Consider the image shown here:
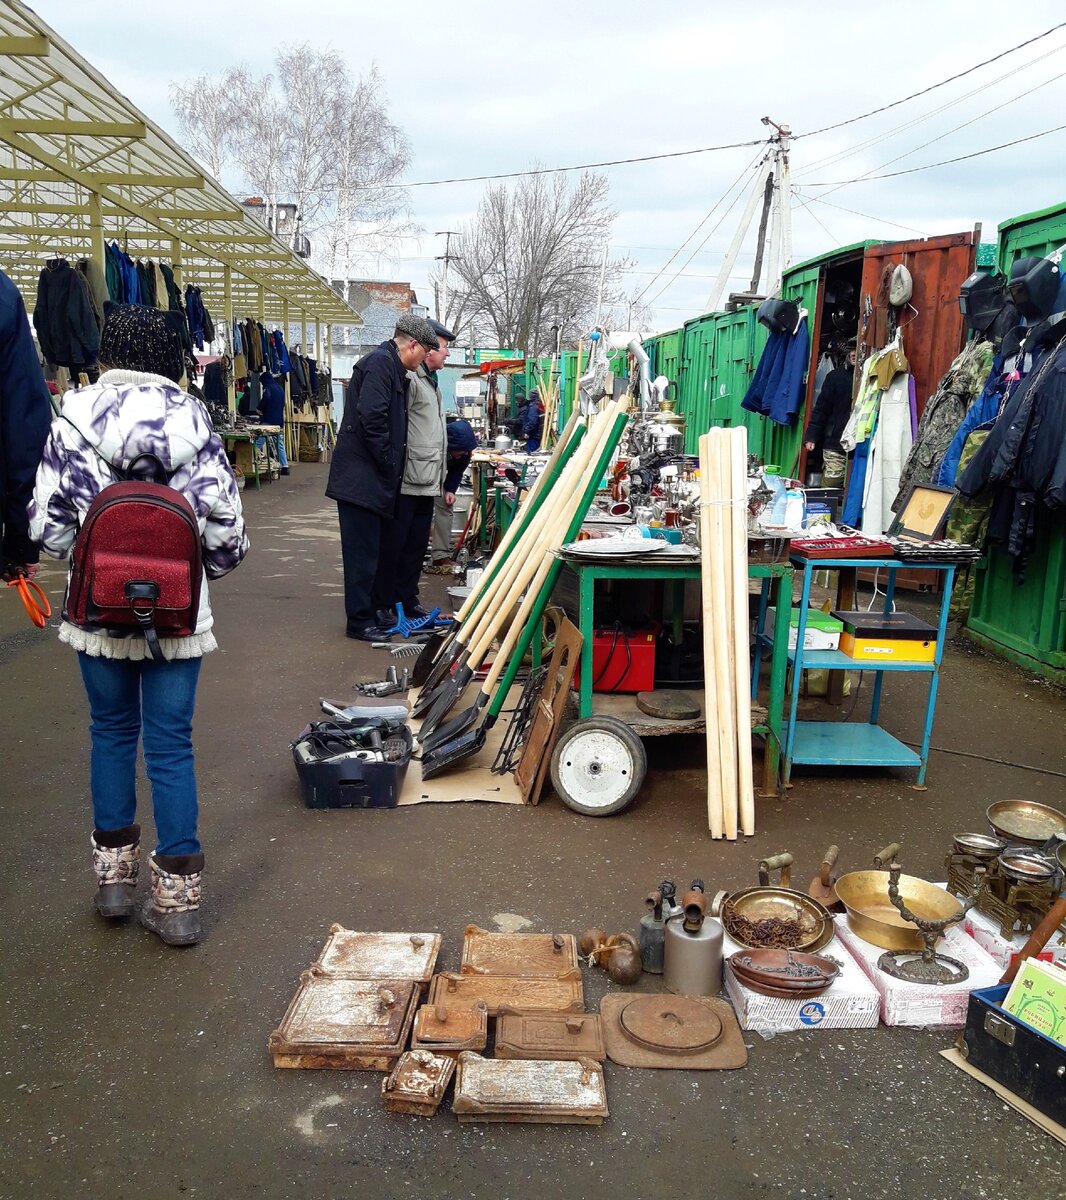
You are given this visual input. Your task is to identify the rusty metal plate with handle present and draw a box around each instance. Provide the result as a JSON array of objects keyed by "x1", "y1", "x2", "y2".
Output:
[
  {"x1": 428, "y1": 972, "x2": 584, "y2": 1017},
  {"x1": 381, "y1": 1050, "x2": 456, "y2": 1116},
  {"x1": 268, "y1": 973, "x2": 418, "y2": 1070},
  {"x1": 312, "y1": 926, "x2": 441, "y2": 984},
  {"x1": 495, "y1": 1010, "x2": 606, "y2": 1062},
  {"x1": 452, "y1": 1052, "x2": 608, "y2": 1124},
  {"x1": 411, "y1": 1002, "x2": 489, "y2": 1056},
  {"x1": 460, "y1": 925, "x2": 580, "y2": 977}
]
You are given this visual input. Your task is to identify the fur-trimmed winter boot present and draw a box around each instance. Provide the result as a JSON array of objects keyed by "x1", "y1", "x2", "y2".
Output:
[
  {"x1": 140, "y1": 851, "x2": 205, "y2": 946},
  {"x1": 91, "y1": 824, "x2": 141, "y2": 918}
]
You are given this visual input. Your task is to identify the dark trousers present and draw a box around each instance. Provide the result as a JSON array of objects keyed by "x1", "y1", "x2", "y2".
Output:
[
  {"x1": 374, "y1": 493, "x2": 434, "y2": 611},
  {"x1": 337, "y1": 500, "x2": 384, "y2": 633}
]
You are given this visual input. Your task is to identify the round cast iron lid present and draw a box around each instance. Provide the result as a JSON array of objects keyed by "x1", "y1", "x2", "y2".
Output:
[{"x1": 619, "y1": 995, "x2": 723, "y2": 1053}]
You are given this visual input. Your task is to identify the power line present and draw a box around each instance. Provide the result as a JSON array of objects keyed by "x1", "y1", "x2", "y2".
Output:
[
  {"x1": 793, "y1": 194, "x2": 840, "y2": 248},
  {"x1": 813, "y1": 68, "x2": 1066, "y2": 199},
  {"x1": 632, "y1": 148, "x2": 765, "y2": 304},
  {"x1": 803, "y1": 123, "x2": 1066, "y2": 186},
  {"x1": 354, "y1": 23, "x2": 1066, "y2": 192},
  {"x1": 364, "y1": 138, "x2": 769, "y2": 190},
  {"x1": 791, "y1": 192, "x2": 929, "y2": 237},
  {"x1": 795, "y1": 41, "x2": 1066, "y2": 178},
  {"x1": 795, "y1": 19, "x2": 1066, "y2": 138}
]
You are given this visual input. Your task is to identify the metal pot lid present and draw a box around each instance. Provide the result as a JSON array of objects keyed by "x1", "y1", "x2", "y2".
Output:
[
  {"x1": 619, "y1": 995, "x2": 723, "y2": 1053},
  {"x1": 953, "y1": 832, "x2": 1006, "y2": 857}
]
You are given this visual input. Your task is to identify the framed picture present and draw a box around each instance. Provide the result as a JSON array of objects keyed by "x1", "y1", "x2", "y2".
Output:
[{"x1": 888, "y1": 483, "x2": 955, "y2": 543}]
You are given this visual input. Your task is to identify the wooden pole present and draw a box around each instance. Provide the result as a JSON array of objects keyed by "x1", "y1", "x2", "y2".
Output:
[
  {"x1": 699, "y1": 432, "x2": 725, "y2": 840},
  {"x1": 710, "y1": 429, "x2": 739, "y2": 840},
  {"x1": 730, "y1": 426, "x2": 756, "y2": 835}
]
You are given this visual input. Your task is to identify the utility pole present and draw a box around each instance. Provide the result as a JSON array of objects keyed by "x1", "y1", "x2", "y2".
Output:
[
  {"x1": 761, "y1": 116, "x2": 793, "y2": 295},
  {"x1": 435, "y1": 231, "x2": 460, "y2": 324}
]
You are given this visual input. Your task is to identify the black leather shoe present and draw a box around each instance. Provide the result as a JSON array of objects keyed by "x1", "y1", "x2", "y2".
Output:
[
  {"x1": 375, "y1": 607, "x2": 398, "y2": 628},
  {"x1": 405, "y1": 603, "x2": 432, "y2": 619},
  {"x1": 346, "y1": 625, "x2": 393, "y2": 642}
]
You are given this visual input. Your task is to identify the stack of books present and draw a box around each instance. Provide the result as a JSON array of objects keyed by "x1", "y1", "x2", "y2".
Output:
[{"x1": 1003, "y1": 957, "x2": 1066, "y2": 1047}]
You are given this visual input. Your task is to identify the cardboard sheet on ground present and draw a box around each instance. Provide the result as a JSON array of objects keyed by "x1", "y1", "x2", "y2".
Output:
[
  {"x1": 399, "y1": 685, "x2": 525, "y2": 806},
  {"x1": 940, "y1": 1047, "x2": 1066, "y2": 1148}
]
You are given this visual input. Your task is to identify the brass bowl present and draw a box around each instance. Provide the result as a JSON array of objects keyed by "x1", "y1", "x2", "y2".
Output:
[
  {"x1": 835, "y1": 869, "x2": 962, "y2": 952},
  {"x1": 714, "y1": 887, "x2": 834, "y2": 953},
  {"x1": 952, "y1": 832, "x2": 1006, "y2": 859},
  {"x1": 987, "y1": 800, "x2": 1066, "y2": 848},
  {"x1": 997, "y1": 851, "x2": 1057, "y2": 885}
]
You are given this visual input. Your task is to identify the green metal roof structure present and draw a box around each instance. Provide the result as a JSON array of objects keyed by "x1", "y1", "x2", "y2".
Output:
[{"x1": 0, "y1": 0, "x2": 360, "y2": 338}]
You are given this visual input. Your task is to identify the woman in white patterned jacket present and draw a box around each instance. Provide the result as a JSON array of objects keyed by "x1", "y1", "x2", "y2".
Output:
[{"x1": 29, "y1": 304, "x2": 249, "y2": 947}]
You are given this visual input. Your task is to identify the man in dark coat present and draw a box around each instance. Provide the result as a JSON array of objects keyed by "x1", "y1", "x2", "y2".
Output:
[
  {"x1": 326, "y1": 313, "x2": 440, "y2": 639},
  {"x1": 804, "y1": 348, "x2": 855, "y2": 488},
  {"x1": 0, "y1": 268, "x2": 52, "y2": 580}
]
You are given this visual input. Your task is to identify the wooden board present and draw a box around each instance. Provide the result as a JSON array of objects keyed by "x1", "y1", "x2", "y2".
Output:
[
  {"x1": 452, "y1": 1052, "x2": 608, "y2": 1124},
  {"x1": 514, "y1": 616, "x2": 583, "y2": 805}
]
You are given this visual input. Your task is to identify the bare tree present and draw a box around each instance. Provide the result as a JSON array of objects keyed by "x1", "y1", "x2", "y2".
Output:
[
  {"x1": 169, "y1": 68, "x2": 250, "y2": 183},
  {"x1": 169, "y1": 50, "x2": 411, "y2": 275},
  {"x1": 437, "y1": 170, "x2": 628, "y2": 355}
]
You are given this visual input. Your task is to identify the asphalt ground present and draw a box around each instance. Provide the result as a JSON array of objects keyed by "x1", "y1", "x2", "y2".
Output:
[{"x1": 2, "y1": 464, "x2": 1064, "y2": 1198}]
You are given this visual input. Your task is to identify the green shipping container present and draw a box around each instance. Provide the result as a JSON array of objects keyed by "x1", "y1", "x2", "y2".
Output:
[{"x1": 966, "y1": 199, "x2": 1066, "y2": 685}]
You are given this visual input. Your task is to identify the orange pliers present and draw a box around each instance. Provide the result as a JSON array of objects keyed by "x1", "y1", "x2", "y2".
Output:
[{"x1": 6, "y1": 569, "x2": 51, "y2": 628}]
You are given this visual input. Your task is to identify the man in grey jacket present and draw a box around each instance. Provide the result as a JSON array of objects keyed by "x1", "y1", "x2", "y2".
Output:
[{"x1": 374, "y1": 318, "x2": 456, "y2": 621}]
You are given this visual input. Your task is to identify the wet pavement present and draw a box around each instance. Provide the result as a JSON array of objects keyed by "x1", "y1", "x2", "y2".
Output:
[{"x1": 2, "y1": 464, "x2": 1064, "y2": 1198}]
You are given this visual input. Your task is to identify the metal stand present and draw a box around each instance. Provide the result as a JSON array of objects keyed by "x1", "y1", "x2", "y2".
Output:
[{"x1": 877, "y1": 863, "x2": 983, "y2": 985}]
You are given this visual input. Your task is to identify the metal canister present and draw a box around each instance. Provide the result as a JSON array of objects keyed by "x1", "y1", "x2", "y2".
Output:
[
  {"x1": 638, "y1": 880, "x2": 681, "y2": 974},
  {"x1": 663, "y1": 881, "x2": 723, "y2": 996}
]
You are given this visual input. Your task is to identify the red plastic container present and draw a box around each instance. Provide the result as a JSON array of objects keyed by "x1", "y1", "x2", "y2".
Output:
[{"x1": 588, "y1": 624, "x2": 658, "y2": 693}]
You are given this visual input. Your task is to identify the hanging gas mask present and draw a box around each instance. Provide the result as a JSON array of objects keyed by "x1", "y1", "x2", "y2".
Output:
[
  {"x1": 1008, "y1": 255, "x2": 1062, "y2": 320},
  {"x1": 757, "y1": 297, "x2": 800, "y2": 337}
]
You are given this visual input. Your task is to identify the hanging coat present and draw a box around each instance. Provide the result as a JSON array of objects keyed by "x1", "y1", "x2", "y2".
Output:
[
  {"x1": 33, "y1": 259, "x2": 100, "y2": 370},
  {"x1": 741, "y1": 317, "x2": 809, "y2": 426},
  {"x1": 862, "y1": 373, "x2": 913, "y2": 535}
]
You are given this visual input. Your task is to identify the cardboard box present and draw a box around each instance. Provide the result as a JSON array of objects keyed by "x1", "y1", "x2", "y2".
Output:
[
  {"x1": 722, "y1": 931, "x2": 880, "y2": 1034},
  {"x1": 838, "y1": 632, "x2": 936, "y2": 663},
  {"x1": 765, "y1": 606, "x2": 843, "y2": 651},
  {"x1": 835, "y1": 917, "x2": 1000, "y2": 1028},
  {"x1": 964, "y1": 906, "x2": 1066, "y2": 973}
]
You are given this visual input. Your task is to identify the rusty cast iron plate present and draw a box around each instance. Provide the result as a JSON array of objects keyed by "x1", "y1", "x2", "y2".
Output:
[
  {"x1": 460, "y1": 925, "x2": 579, "y2": 977},
  {"x1": 452, "y1": 1052, "x2": 608, "y2": 1124},
  {"x1": 600, "y1": 995, "x2": 748, "y2": 1070},
  {"x1": 428, "y1": 972, "x2": 584, "y2": 1017},
  {"x1": 411, "y1": 1002, "x2": 489, "y2": 1056},
  {"x1": 312, "y1": 926, "x2": 441, "y2": 985},
  {"x1": 268, "y1": 973, "x2": 419, "y2": 1070},
  {"x1": 495, "y1": 1009, "x2": 606, "y2": 1062},
  {"x1": 381, "y1": 1050, "x2": 456, "y2": 1116}
]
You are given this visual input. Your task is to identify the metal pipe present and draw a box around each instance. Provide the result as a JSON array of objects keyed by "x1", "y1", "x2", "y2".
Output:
[{"x1": 627, "y1": 336, "x2": 651, "y2": 412}]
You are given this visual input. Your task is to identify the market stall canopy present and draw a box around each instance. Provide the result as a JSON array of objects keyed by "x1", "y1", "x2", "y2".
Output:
[{"x1": 0, "y1": 1, "x2": 360, "y2": 328}]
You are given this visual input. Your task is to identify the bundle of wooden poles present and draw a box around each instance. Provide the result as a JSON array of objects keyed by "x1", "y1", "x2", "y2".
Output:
[
  {"x1": 409, "y1": 399, "x2": 630, "y2": 776},
  {"x1": 698, "y1": 426, "x2": 755, "y2": 840}
]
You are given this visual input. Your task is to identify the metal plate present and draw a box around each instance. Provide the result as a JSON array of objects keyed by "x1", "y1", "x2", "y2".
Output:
[
  {"x1": 411, "y1": 1003, "x2": 488, "y2": 1056},
  {"x1": 600, "y1": 995, "x2": 748, "y2": 1070},
  {"x1": 495, "y1": 1010, "x2": 606, "y2": 1062},
  {"x1": 987, "y1": 800, "x2": 1066, "y2": 847},
  {"x1": 460, "y1": 926, "x2": 579, "y2": 977},
  {"x1": 718, "y1": 887, "x2": 832, "y2": 951},
  {"x1": 619, "y1": 996, "x2": 722, "y2": 1052},
  {"x1": 428, "y1": 972, "x2": 584, "y2": 1016},
  {"x1": 312, "y1": 926, "x2": 441, "y2": 984},
  {"x1": 452, "y1": 1052, "x2": 608, "y2": 1124},
  {"x1": 268, "y1": 974, "x2": 418, "y2": 1069},
  {"x1": 381, "y1": 1050, "x2": 456, "y2": 1116},
  {"x1": 953, "y1": 833, "x2": 1007, "y2": 859}
]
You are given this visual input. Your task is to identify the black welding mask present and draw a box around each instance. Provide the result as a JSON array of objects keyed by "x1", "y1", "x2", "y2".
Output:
[
  {"x1": 959, "y1": 270, "x2": 1020, "y2": 343},
  {"x1": 1008, "y1": 255, "x2": 1061, "y2": 320},
  {"x1": 757, "y1": 297, "x2": 800, "y2": 337}
]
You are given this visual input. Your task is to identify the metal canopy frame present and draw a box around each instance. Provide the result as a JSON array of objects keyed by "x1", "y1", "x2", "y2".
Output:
[{"x1": 0, "y1": 1, "x2": 359, "y2": 340}]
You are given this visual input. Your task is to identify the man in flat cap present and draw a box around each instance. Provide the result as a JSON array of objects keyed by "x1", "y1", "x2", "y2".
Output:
[
  {"x1": 326, "y1": 313, "x2": 439, "y2": 640},
  {"x1": 373, "y1": 317, "x2": 456, "y2": 624}
]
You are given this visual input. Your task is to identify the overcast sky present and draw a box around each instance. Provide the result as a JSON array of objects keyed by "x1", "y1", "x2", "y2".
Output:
[{"x1": 32, "y1": 0, "x2": 1066, "y2": 334}]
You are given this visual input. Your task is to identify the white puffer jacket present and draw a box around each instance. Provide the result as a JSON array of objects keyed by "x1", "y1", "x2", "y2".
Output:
[{"x1": 28, "y1": 369, "x2": 250, "y2": 660}]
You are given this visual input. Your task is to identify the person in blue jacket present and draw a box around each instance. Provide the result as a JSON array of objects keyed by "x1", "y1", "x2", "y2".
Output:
[
  {"x1": 0, "y1": 268, "x2": 52, "y2": 581},
  {"x1": 257, "y1": 371, "x2": 289, "y2": 475},
  {"x1": 523, "y1": 393, "x2": 545, "y2": 452}
]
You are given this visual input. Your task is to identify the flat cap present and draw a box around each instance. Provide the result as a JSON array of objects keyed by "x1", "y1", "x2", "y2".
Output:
[
  {"x1": 395, "y1": 312, "x2": 440, "y2": 350},
  {"x1": 428, "y1": 318, "x2": 456, "y2": 342}
]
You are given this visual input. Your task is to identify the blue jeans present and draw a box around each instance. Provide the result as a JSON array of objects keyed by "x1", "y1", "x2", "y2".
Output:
[{"x1": 77, "y1": 653, "x2": 202, "y2": 856}]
